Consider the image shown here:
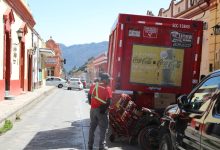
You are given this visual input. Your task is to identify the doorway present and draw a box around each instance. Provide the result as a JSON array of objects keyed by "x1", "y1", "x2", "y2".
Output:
[
  {"x1": 28, "y1": 54, "x2": 33, "y2": 91},
  {"x1": 5, "y1": 32, "x2": 11, "y2": 91},
  {"x1": 20, "y1": 42, "x2": 25, "y2": 90}
]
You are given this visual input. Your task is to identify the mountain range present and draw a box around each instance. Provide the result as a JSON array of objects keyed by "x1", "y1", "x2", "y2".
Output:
[{"x1": 60, "y1": 41, "x2": 108, "y2": 72}]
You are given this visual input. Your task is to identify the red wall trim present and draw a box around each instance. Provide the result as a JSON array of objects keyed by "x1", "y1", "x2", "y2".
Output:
[
  {"x1": 0, "y1": 80, "x2": 5, "y2": 101},
  {"x1": 5, "y1": 0, "x2": 35, "y2": 28},
  {"x1": 10, "y1": 80, "x2": 22, "y2": 96},
  {"x1": 3, "y1": 8, "x2": 15, "y2": 32},
  {"x1": 3, "y1": 8, "x2": 15, "y2": 24}
]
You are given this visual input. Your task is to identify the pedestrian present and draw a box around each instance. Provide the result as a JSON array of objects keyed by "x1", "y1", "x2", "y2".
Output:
[{"x1": 88, "y1": 73, "x2": 112, "y2": 150}]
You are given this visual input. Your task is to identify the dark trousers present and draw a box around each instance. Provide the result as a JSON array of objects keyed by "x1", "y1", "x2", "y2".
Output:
[{"x1": 88, "y1": 108, "x2": 108, "y2": 149}]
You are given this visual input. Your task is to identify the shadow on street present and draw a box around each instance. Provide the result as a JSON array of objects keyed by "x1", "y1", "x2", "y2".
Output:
[{"x1": 24, "y1": 118, "x2": 140, "y2": 150}]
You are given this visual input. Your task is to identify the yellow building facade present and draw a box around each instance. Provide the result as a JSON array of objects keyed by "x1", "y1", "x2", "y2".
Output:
[{"x1": 157, "y1": 0, "x2": 220, "y2": 76}]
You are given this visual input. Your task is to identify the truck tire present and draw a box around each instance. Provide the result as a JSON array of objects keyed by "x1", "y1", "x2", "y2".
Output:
[
  {"x1": 138, "y1": 125, "x2": 159, "y2": 150},
  {"x1": 109, "y1": 134, "x2": 115, "y2": 142},
  {"x1": 159, "y1": 133, "x2": 172, "y2": 150}
]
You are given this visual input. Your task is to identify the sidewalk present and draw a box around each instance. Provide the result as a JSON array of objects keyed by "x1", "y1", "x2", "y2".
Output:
[{"x1": 0, "y1": 86, "x2": 55, "y2": 126}]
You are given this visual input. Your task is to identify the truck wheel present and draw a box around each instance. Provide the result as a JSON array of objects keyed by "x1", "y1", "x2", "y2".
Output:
[
  {"x1": 138, "y1": 125, "x2": 159, "y2": 150},
  {"x1": 109, "y1": 134, "x2": 115, "y2": 142},
  {"x1": 159, "y1": 133, "x2": 172, "y2": 150}
]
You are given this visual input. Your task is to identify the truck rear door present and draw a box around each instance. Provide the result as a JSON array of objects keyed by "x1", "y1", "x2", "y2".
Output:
[{"x1": 119, "y1": 15, "x2": 203, "y2": 94}]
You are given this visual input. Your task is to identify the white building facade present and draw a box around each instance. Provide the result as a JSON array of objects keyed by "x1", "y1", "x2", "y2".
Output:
[{"x1": 0, "y1": 0, "x2": 36, "y2": 100}]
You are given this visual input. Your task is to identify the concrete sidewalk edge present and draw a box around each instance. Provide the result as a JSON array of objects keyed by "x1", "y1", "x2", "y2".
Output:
[{"x1": 0, "y1": 86, "x2": 56, "y2": 127}]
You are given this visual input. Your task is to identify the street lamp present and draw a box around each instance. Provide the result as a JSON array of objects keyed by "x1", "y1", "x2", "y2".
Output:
[
  {"x1": 32, "y1": 43, "x2": 37, "y2": 54},
  {"x1": 16, "y1": 28, "x2": 23, "y2": 42},
  {"x1": 28, "y1": 45, "x2": 37, "y2": 55},
  {"x1": 212, "y1": 23, "x2": 220, "y2": 35}
]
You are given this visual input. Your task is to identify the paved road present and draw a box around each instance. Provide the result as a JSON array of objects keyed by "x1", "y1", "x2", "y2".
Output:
[{"x1": 0, "y1": 88, "x2": 140, "y2": 150}]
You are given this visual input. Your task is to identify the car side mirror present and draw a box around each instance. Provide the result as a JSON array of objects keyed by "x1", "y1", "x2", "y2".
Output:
[{"x1": 177, "y1": 95, "x2": 188, "y2": 109}]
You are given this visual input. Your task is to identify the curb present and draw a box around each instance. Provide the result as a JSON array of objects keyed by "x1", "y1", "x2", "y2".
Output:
[{"x1": 0, "y1": 87, "x2": 56, "y2": 127}]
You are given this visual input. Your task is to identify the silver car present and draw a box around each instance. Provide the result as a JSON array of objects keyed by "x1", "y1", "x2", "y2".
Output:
[
  {"x1": 46, "y1": 76, "x2": 67, "y2": 88},
  {"x1": 67, "y1": 78, "x2": 83, "y2": 90}
]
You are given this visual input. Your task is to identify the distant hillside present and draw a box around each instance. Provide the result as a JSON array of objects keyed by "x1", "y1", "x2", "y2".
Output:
[{"x1": 60, "y1": 41, "x2": 108, "y2": 72}]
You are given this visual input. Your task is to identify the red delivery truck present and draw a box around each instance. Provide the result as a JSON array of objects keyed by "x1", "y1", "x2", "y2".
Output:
[
  {"x1": 107, "y1": 14, "x2": 204, "y2": 149},
  {"x1": 108, "y1": 13, "x2": 203, "y2": 109}
]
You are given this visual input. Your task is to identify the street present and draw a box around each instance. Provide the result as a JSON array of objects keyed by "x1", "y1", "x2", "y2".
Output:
[{"x1": 0, "y1": 88, "x2": 140, "y2": 150}]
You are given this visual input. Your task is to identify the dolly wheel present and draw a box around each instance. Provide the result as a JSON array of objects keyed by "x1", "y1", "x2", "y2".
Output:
[
  {"x1": 109, "y1": 134, "x2": 115, "y2": 142},
  {"x1": 129, "y1": 136, "x2": 137, "y2": 145}
]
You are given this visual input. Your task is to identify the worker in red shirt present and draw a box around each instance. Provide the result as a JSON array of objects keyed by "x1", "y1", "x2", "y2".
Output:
[{"x1": 88, "y1": 73, "x2": 112, "y2": 150}]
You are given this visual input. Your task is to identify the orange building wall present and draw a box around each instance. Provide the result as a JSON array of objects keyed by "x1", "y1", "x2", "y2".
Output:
[{"x1": 45, "y1": 38, "x2": 63, "y2": 77}]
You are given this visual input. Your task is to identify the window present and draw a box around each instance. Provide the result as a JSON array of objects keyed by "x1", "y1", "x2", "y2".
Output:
[
  {"x1": 189, "y1": 76, "x2": 220, "y2": 111},
  {"x1": 51, "y1": 70, "x2": 54, "y2": 76},
  {"x1": 205, "y1": 122, "x2": 220, "y2": 138},
  {"x1": 70, "y1": 78, "x2": 80, "y2": 81},
  {"x1": 190, "y1": 0, "x2": 195, "y2": 6},
  {"x1": 178, "y1": 7, "x2": 181, "y2": 13},
  {"x1": 46, "y1": 78, "x2": 51, "y2": 81},
  {"x1": 213, "y1": 99, "x2": 220, "y2": 117},
  {"x1": 209, "y1": 64, "x2": 213, "y2": 72},
  {"x1": 206, "y1": 99, "x2": 220, "y2": 138},
  {"x1": 54, "y1": 78, "x2": 61, "y2": 81},
  {"x1": 46, "y1": 78, "x2": 54, "y2": 81}
]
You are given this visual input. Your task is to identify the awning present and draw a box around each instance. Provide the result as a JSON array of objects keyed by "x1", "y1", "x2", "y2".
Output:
[{"x1": 39, "y1": 48, "x2": 55, "y2": 56}]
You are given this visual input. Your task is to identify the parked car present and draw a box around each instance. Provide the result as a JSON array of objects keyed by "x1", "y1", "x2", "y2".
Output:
[
  {"x1": 67, "y1": 78, "x2": 83, "y2": 90},
  {"x1": 159, "y1": 70, "x2": 220, "y2": 150},
  {"x1": 80, "y1": 79, "x2": 86, "y2": 88},
  {"x1": 46, "y1": 76, "x2": 67, "y2": 88}
]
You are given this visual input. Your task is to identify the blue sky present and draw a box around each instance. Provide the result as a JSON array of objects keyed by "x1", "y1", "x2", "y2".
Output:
[{"x1": 28, "y1": 0, "x2": 171, "y2": 46}]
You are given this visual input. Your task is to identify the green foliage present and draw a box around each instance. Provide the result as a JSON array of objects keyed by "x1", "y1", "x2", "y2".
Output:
[{"x1": 0, "y1": 120, "x2": 13, "y2": 135}]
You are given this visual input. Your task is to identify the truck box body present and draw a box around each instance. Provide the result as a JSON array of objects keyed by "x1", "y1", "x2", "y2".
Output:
[
  {"x1": 107, "y1": 14, "x2": 203, "y2": 108},
  {"x1": 108, "y1": 14, "x2": 203, "y2": 94}
]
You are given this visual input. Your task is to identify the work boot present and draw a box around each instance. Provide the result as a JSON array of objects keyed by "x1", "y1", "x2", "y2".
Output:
[{"x1": 88, "y1": 146, "x2": 93, "y2": 150}]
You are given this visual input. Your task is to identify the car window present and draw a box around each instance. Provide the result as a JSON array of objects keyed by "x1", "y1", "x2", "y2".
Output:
[
  {"x1": 189, "y1": 76, "x2": 220, "y2": 111},
  {"x1": 213, "y1": 98, "x2": 220, "y2": 117},
  {"x1": 46, "y1": 78, "x2": 53, "y2": 81},
  {"x1": 54, "y1": 78, "x2": 61, "y2": 81},
  {"x1": 204, "y1": 99, "x2": 220, "y2": 139},
  {"x1": 70, "y1": 78, "x2": 79, "y2": 81}
]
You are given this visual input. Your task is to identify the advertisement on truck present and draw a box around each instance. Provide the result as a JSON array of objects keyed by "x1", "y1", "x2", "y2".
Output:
[{"x1": 130, "y1": 45, "x2": 184, "y2": 87}]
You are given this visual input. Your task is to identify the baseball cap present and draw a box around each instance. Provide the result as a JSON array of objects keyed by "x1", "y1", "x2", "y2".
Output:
[{"x1": 100, "y1": 73, "x2": 112, "y2": 80}]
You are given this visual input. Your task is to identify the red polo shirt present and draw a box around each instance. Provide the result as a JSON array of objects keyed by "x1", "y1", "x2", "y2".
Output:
[{"x1": 89, "y1": 83, "x2": 112, "y2": 109}]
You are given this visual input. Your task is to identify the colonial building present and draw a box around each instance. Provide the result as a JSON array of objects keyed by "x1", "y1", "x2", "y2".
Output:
[
  {"x1": 93, "y1": 52, "x2": 108, "y2": 77},
  {"x1": 33, "y1": 30, "x2": 56, "y2": 88},
  {"x1": 0, "y1": 0, "x2": 37, "y2": 100},
  {"x1": 157, "y1": 0, "x2": 219, "y2": 76},
  {"x1": 86, "y1": 52, "x2": 107, "y2": 82},
  {"x1": 86, "y1": 58, "x2": 95, "y2": 83},
  {"x1": 0, "y1": 1, "x2": 62, "y2": 101},
  {"x1": 44, "y1": 38, "x2": 64, "y2": 78}
]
